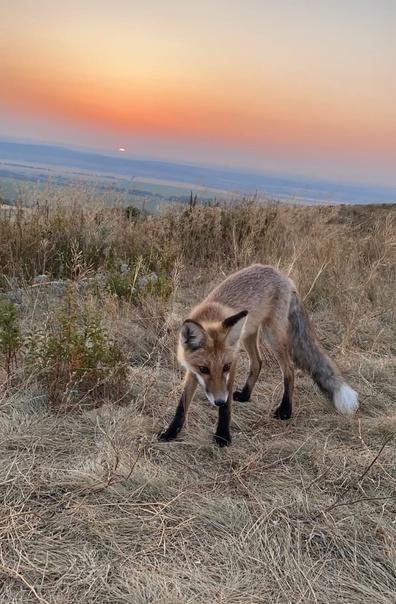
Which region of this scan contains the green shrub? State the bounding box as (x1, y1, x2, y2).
(25, 287, 128, 406)
(106, 258, 172, 302)
(107, 271, 135, 301)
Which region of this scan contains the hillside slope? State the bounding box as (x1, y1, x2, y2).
(0, 200, 395, 602)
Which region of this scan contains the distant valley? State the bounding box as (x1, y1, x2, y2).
(1, 140, 395, 205)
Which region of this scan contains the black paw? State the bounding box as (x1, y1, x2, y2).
(214, 432, 231, 447)
(233, 386, 250, 402)
(158, 429, 178, 442)
(273, 405, 292, 420)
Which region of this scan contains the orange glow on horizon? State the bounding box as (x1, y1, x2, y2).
(3, 56, 395, 161)
(1, 0, 395, 183)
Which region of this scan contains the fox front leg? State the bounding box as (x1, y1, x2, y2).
(214, 363, 236, 447)
(214, 400, 232, 447)
(158, 372, 197, 441)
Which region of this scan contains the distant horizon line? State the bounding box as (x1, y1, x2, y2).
(2, 135, 395, 193)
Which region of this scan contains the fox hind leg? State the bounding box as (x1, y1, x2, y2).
(234, 331, 262, 402)
(265, 324, 294, 420)
(273, 374, 294, 420)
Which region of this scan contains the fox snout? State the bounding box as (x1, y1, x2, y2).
(205, 389, 228, 406)
(214, 398, 227, 407)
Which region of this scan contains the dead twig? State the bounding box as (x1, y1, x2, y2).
(318, 436, 393, 518)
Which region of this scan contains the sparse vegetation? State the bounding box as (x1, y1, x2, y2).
(0, 195, 395, 602)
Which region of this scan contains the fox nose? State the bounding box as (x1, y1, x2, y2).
(214, 399, 227, 407)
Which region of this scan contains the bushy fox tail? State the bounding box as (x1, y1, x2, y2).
(288, 291, 358, 415)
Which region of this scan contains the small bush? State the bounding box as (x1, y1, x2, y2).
(106, 258, 172, 302)
(25, 287, 128, 406)
(0, 299, 21, 379)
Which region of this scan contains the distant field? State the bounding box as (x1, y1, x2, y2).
(0, 164, 230, 208)
(2, 140, 396, 204)
(0, 199, 395, 602)
(131, 176, 231, 199)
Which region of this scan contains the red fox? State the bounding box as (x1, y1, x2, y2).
(159, 264, 358, 447)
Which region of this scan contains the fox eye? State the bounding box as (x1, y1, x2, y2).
(223, 363, 231, 373)
(199, 366, 210, 375)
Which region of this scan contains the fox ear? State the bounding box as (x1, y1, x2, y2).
(181, 320, 207, 351)
(222, 310, 248, 346)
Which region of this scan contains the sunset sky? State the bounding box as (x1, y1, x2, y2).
(1, 0, 395, 185)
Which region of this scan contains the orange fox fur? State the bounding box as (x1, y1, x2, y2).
(159, 264, 358, 446)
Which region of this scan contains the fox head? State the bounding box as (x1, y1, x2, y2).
(178, 310, 248, 406)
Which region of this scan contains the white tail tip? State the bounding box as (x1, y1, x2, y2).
(334, 383, 359, 415)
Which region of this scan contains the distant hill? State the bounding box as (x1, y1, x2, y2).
(1, 140, 395, 204)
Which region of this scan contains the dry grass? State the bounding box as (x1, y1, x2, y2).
(0, 198, 395, 602)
